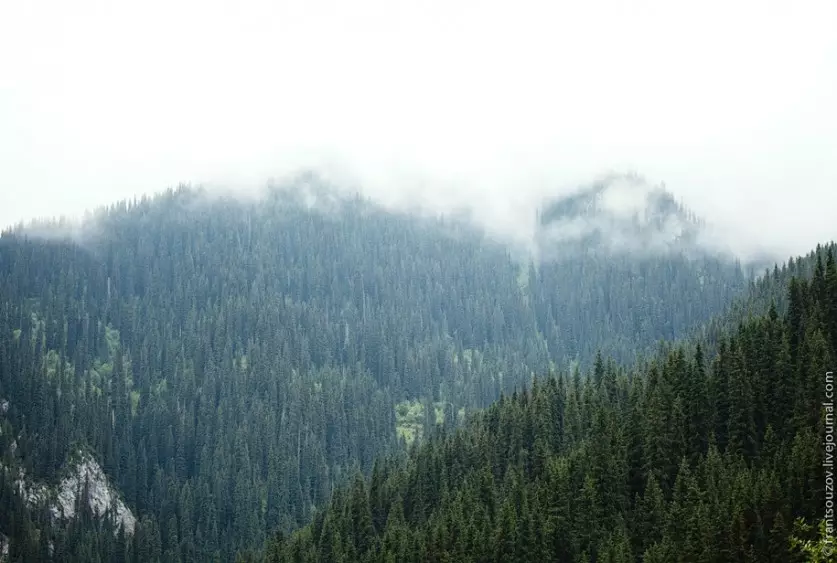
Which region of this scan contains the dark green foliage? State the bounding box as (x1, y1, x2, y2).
(264, 255, 837, 562)
(0, 183, 823, 560)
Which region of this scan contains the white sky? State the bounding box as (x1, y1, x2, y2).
(1, 0, 835, 259)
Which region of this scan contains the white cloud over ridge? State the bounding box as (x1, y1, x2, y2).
(0, 0, 835, 261)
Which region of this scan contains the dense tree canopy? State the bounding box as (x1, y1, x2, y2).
(264, 243, 837, 563)
(0, 182, 811, 561)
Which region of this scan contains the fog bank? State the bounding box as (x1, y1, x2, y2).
(1, 0, 835, 261)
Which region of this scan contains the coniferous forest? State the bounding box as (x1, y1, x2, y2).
(0, 180, 833, 562)
(262, 246, 837, 563)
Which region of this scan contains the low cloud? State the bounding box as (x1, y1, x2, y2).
(1, 0, 835, 263)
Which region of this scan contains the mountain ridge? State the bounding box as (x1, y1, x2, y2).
(0, 181, 809, 561)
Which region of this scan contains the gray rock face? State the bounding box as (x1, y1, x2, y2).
(51, 454, 136, 535)
(9, 451, 136, 536)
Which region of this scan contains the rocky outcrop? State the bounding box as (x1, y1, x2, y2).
(51, 454, 136, 534)
(9, 451, 135, 536)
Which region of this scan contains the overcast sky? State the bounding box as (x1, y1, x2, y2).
(1, 0, 835, 258)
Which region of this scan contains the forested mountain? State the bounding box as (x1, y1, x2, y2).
(694, 243, 837, 358)
(535, 173, 704, 258)
(262, 243, 837, 563)
(0, 178, 762, 560)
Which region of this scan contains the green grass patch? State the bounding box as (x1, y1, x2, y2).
(104, 325, 120, 358)
(235, 354, 249, 371)
(130, 391, 140, 416)
(396, 399, 456, 446)
(434, 403, 445, 425)
(395, 399, 425, 447)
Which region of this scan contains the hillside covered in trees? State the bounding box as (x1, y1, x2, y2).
(0, 177, 785, 561)
(262, 244, 837, 563)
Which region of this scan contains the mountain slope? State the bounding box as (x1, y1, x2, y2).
(694, 242, 837, 357)
(0, 179, 756, 559)
(536, 173, 705, 258)
(265, 243, 837, 563)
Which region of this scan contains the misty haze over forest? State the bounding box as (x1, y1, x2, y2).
(1, 1, 837, 562)
(2, 0, 836, 260)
